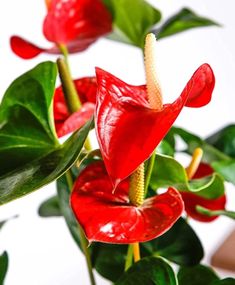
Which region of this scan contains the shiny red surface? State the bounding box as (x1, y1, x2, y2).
(180, 192, 226, 222)
(71, 161, 184, 244)
(54, 77, 97, 137)
(10, 0, 112, 59)
(95, 64, 215, 187)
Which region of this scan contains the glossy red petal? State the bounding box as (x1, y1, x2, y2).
(10, 36, 45, 59)
(56, 102, 95, 137)
(43, 0, 112, 45)
(71, 161, 184, 243)
(185, 64, 215, 108)
(95, 67, 213, 187)
(192, 162, 214, 179)
(181, 192, 226, 222)
(54, 76, 97, 128)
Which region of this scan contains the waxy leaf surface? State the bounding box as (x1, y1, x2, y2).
(95, 64, 215, 186)
(71, 161, 183, 243)
(0, 119, 93, 205)
(104, 0, 161, 47)
(155, 8, 219, 39)
(115, 257, 177, 285)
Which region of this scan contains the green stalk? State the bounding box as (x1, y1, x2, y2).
(125, 244, 133, 271)
(66, 169, 96, 285)
(144, 151, 156, 196)
(57, 58, 82, 113)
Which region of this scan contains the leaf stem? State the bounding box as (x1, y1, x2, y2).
(65, 169, 96, 285)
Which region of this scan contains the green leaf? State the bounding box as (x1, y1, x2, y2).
(0, 252, 8, 285)
(143, 218, 204, 266)
(0, 119, 93, 205)
(105, 0, 161, 47)
(155, 8, 220, 39)
(91, 218, 203, 282)
(115, 257, 177, 285)
(196, 206, 235, 220)
(0, 62, 58, 176)
(206, 125, 235, 158)
(150, 153, 225, 199)
(211, 279, 235, 285)
(38, 195, 62, 217)
(178, 264, 219, 285)
(212, 159, 235, 185)
(157, 140, 175, 157)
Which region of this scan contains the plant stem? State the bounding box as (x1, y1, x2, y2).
(133, 243, 141, 262)
(57, 58, 82, 113)
(144, 151, 156, 196)
(65, 169, 96, 285)
(125, 244, 133, 271)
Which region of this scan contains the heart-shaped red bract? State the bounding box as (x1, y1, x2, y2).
(181, 163, 226, 222)
(10, 0, 112, 59)
(95, 64, 215, 187)
(71, 161, 184, 244)
(54, 77, 96, 137)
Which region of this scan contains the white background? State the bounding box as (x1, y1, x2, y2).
(0, 0, 235, 284)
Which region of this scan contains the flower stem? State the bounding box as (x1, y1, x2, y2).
(125, 244, 133, 271)
(186, 148, 203, 179)
(57, 58, 82, 113)
(144, 151, 156, 196)
(65, 169, 96, 285)
(133, 243, 141, 262)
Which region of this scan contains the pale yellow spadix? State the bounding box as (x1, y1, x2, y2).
(186, 148, 204, 180)
(144, 33, 163, 110)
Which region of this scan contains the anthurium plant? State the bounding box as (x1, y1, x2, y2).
(0, 0, 235, 284)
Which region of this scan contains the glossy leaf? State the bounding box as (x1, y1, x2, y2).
(196, 206, 235, 220)
(92, 217, 203, 282)
(71, 161, 183, 243)
(150, 154, 225, 199)
(155, 8, 219, 39)
(105, 0, 161, 47)
(212, 160, 235, 185)
(38, 195, 62, 217)
(95, 64, 215, 186)
(43, 0, 112, 44)
(115, 257, 177, 285)
(178, 264, 219, 285)
(0, 62, 58, 176)
(0, 119, 93, 205)
(211, 279, 235, 285)
(206, 125, 235, 158)
(0, 252, 8, 285)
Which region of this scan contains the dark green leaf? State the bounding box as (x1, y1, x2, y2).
(143, 218, 204, 266)
(178, 264, 219, 285)
(0, 119, 93, 205)
(0, 62, 58, 176)
(150, 153, 225, 199)
(0, 252, 8, 285)
(115, 257, 177, 285)
(38, 195, 62, 217)
(196, 206, 235, 220)
(211, 279, 235, 285)
(105, 0, 161, 47)
(206, 125, 235, 158)
(155, 8, 219, 39)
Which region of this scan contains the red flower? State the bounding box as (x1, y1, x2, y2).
(181, 163, 226, 222)
(10, 0, 112, 59)
(71, 161, 184, 243)
(54, 77, 96, 137)
(95, 64, 215, 187)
